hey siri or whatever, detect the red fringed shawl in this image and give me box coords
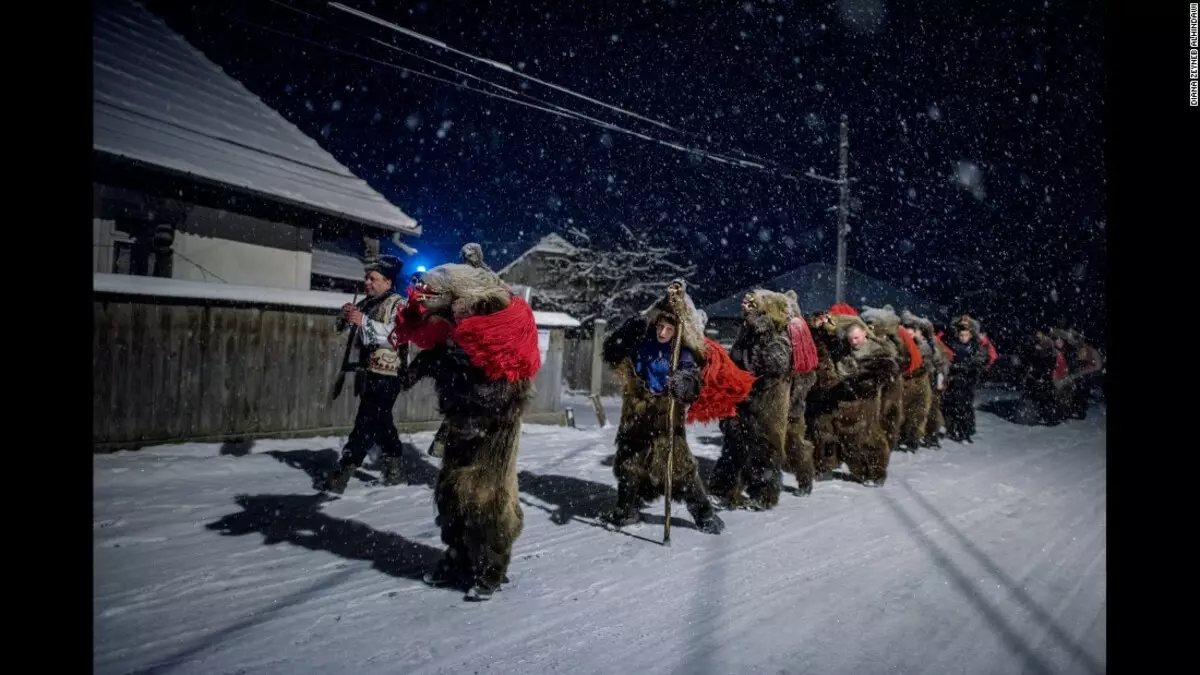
[1052,350,1069,381]
[453,296,541,382]
[687,337,756,425]
[389,287,452,351]
[389,292,541,382]
[980,335,998,366]
[787,317,819,375]
[897,325,924,376]
[829,302,859,317]
[934,333,954,362]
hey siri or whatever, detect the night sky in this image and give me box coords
[144,0,1106,348]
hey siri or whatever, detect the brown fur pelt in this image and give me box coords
[895,310,936,449]
[901,310,948,446]
[781,290,818,493]
[805,312,899,486]
[611,360,714,510]
[414,262,513,322]
[399,263,532,595]
[785,371,818,494]
[860,306,909,451]
[710,290,794,510]
[601,311,722,531]
[642,278,708,358]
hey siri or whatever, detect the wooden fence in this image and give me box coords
[93,281,572,451]
[560,335,621,396]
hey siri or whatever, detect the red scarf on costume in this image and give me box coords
[897,325,924,376]
[934,333,954,362]
[389,292,541,382]
[389,287,452,350]
[453,296,541,382]
[1052,350,1068,381]
[686,338,756,425]
[787,317,819,375]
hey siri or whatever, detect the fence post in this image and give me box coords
[589,319,608,427]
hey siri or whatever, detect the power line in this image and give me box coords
[325,1,836,182]
[328,1,687,136]
[268,0,782,171]
[239,2,844,186]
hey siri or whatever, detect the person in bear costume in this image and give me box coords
[859,305,920,453]
[805,304,900,486]
[708,289,796,511]
[782,291,821,495]
[389,262,540,601]
[600,281,754,534]
[896,309,942,451]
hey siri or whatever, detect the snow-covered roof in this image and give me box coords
[93,274,580,328]
[703,263,943,322]
[531,233,579,255]
[310,244,366,282]
[92,0,420,236]
[497,233,578,275]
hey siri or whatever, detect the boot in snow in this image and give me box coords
[379,456,405,486]
[321,460,358,494]
[466,583,496,601]
[424,551,470,588]
[686,496,725,534]
[601,504,641,528]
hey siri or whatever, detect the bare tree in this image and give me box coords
[533,225,697,326]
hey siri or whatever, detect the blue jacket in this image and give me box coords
[633,337,696,395]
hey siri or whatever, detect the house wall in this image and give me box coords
[94,182,323,290]
[171,232,313,289]
[92,293,569,450]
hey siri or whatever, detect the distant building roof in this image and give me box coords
[93,0,420,236]
[703,262,943,321]
[497,233,579,275]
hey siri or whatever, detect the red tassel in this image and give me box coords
[1052,350,1068,381]
[389,290,452,351]
[898,326,924,376]
[934,334,954,362]
[687,337,756,424]
[788,317,820,375]
[829,303,859,317]
[452,296,541,382]
[981,335,998,365]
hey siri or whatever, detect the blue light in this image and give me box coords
[416,265,427,273]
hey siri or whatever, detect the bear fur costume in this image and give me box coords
[427,243,504,461]
[896,309,941,450]
[782,290,820,496]
[392,262,538,600]
[1024,331,1073,425]
[805,308,900,486]
[859,305,917,452]
[601,281,735,534]
[709,289,795,511]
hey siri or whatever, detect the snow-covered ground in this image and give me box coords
[94,391,1105,675]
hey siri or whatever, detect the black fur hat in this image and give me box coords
[365,254,403,283]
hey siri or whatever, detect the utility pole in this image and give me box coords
[835,113,850,305]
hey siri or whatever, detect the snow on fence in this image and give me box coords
[92,274,577,451]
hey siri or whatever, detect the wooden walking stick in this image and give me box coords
[663,319,684,547]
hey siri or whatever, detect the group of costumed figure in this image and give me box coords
[321,243,1017,602]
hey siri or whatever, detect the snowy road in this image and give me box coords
[94,393,1105,675]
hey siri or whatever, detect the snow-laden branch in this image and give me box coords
[526,231,698,327]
